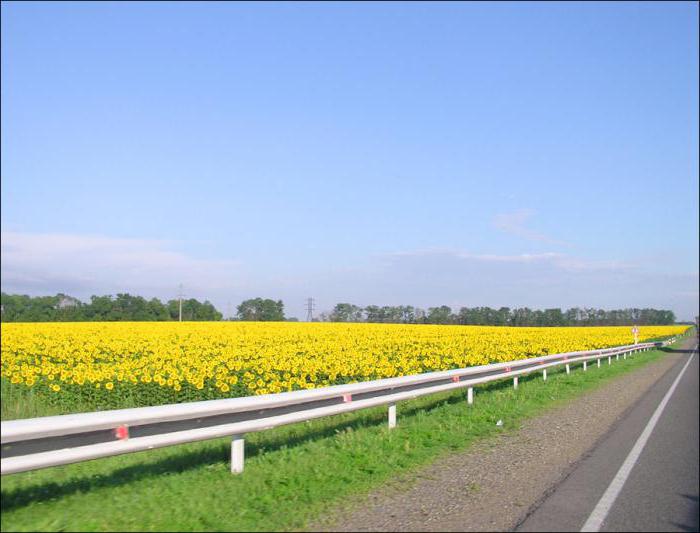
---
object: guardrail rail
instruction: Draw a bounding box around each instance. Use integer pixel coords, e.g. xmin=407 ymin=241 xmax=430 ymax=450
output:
xmin=1 ymin=337 xmax=678 ymax=476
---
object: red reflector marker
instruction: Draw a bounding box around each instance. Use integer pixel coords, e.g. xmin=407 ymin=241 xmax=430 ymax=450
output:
xmin=342 ymin=394 xmax=352 ymax=403
xmin=114 ymin=425 xmax=129 ymax=440
xmin=452 ymin=376 xmax=460 ymax=383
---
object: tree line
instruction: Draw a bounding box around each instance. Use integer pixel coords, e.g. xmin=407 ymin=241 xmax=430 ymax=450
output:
xmin=0 ymin=293 xmax=222 ymax=322
xmin=0 ymin=293 xmax=677 ymax=325
xmin=320 ymin=303 xmax=676 ymax=326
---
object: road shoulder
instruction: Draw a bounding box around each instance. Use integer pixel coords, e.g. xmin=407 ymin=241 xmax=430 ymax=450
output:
xmin=309 ymin=343 xmax=690 ymax=532
xmin=518 ymin=343 xmax=698 ymax=532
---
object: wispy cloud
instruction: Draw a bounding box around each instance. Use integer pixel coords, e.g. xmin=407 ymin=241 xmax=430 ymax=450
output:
xmin=493 ymin=209 xmax=570 ymax=246
xmin=357 ymin=247 xmax=695 ymax=318
xmin=383 ymin=248 xmax=632 ymax=272
xmin=1 ymin=231 xmax=242 ymax=300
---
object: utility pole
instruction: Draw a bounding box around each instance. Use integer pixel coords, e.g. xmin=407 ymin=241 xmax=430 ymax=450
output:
xmin=305 ymin=297 xmax=315 ymax=322
xmin=178 ymin=284 xmax=185 ymax=322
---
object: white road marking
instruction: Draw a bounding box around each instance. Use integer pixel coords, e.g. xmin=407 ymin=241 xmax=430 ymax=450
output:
xmin=581 ymin=344 xmax=698 ymax=532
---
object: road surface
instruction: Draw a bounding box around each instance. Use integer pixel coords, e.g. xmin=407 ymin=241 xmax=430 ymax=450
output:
xmin=314 ymin=337 xmax=699 ymax=532
xmin=517 ymin=342 xmax=698 ymax=532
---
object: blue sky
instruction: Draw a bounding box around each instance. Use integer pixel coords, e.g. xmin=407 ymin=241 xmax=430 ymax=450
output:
xmin=2 ymin=2 xmax=698 ymax=320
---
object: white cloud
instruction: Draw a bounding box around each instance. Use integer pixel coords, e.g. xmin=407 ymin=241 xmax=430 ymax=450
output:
xmin=1 ymin=231 xmax=242 ymax=300
xmin=320 ymin=248 xmax=696 ymax=320
xmin=493 ymin=209 xmax=570 ymax=246
xmin=383 ymin=248 xmax=634 ymax=272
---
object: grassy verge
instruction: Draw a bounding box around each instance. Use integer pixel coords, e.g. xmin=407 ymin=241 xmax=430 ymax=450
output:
xmin=0 ymin=335 xmax=690 ymax=532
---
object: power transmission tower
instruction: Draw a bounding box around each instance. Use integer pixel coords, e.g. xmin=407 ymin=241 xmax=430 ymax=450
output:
xmin=178 ymin=284 xmax=185 ymax=322
xmin=305 ymin=297 xmax=315 ymax=322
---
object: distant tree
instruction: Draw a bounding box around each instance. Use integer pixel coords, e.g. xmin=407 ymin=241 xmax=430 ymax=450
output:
xmin=330 ymin=303 xmax=363 ymax=322
xmin=364 ymin=305 xmax=383 ymax=323
xmin=86 ymin=295 xmax=115 ymax=320
xmin=382 ymin=306 xmax=403 ymax=323
xmin=496 ymin=307 xmax=511 ymax=326
xmin=147 ymin=298 xmax=170 ymax=321
xmin=236 ymin=298 xmax=284 ymax=321
xmin=199 ymin=300 xmax=223 ymax=321
xmin=543 ymin=308 xmax=565 ymax=327
xmin=111 ymin=293 xmax=148 ymax=320
xmin=316 ymin=311 xmax=331 ymax=322
xmin=168 ymin=298 xmax=223 ymax=321
xmin=399 ymin=305 xmax=416 ymax=324
xmin=427 ymin=305 xmax=453 ymax=324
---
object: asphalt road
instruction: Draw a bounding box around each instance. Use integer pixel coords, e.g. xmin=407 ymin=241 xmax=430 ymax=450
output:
xmin=517 ymin=341 xmax=699 ymax=532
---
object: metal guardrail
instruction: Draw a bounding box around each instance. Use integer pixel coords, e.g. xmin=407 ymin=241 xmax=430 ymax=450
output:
xmin=0 ymin=338 xmax=677 ymax=475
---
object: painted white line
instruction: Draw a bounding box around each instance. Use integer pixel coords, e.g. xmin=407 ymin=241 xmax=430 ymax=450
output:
xmin=581 ymin=344 xmax=698 ymax=532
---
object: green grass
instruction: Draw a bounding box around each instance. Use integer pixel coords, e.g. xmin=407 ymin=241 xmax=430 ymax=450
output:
xmin=0 ymin=334 xmax=691 ymax=532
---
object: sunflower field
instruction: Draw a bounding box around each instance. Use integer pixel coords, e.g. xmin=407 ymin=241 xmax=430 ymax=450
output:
xmin=1 ymin=322 xmax=688 ymax=413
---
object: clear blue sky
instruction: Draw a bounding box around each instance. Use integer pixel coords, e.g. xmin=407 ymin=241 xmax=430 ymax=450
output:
xmin=2 ymin=1 xmax=698 ymax=320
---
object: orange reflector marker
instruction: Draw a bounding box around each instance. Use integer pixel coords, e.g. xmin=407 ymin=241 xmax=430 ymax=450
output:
xmin=114 ymin=425 xmax=129 ymax=440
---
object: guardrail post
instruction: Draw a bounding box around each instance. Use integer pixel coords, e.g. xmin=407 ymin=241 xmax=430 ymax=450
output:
xmin=542 ymin=369 xmax=547 ymax=381
xmin=608 ymin=356 xmax=611 ymax=365
xmin=616 ymin=353 xmax=619 ymax=361
xmin=388 ymin=403 xmax=397 ymax=429
xmin=597 ymin=358 xmax=601 ymax=368
xmin=513 ymin=376 xmax=518 ymax=389
xmin=583 ymin=361 xmax=587 ymax=371
xmin=565 ymin=364 xmax=570 ymax=375
xmin=467 ymin=387 xmax=474 ymax=405
xmin=624 ymin=352 xmax=627 ymax=359
xmin=231 ymin=434 xmax=245 ymax=474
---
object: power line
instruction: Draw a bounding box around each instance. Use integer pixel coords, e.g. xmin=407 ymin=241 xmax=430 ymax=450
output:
xmin=305 ymin=297 xmax=315 ymax=322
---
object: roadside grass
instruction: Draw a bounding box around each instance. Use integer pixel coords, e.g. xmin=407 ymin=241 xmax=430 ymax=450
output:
xmin=1 ymin=379 xmax=105 ymax=421
xmin=1 ymin=380 xmax=73 ymax=421
xmin=0 ymin=334 xmax=691 ymax=532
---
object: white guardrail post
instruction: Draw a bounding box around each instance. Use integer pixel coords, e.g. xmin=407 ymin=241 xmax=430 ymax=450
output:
xmin=0 ymin=337 xmax=676 ymax=476
xmin=231 ymin=435 xmax=245 ymax=474
xmin=388 ymin=403 xmax=397 ymax=429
